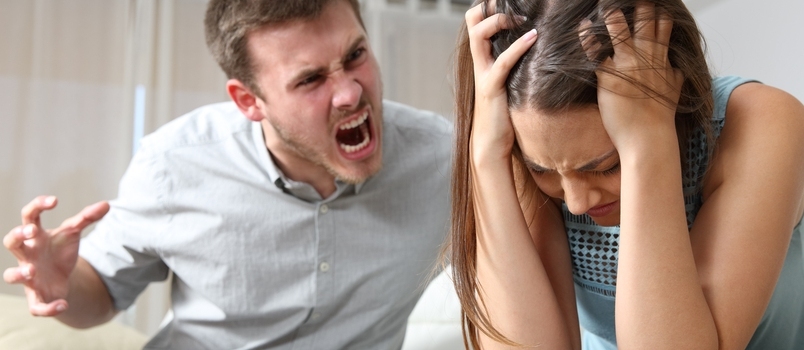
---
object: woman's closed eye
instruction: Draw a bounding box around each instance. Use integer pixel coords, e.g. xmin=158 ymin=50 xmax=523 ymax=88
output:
xmin=595 ymin=162 xmax=620 ymax=176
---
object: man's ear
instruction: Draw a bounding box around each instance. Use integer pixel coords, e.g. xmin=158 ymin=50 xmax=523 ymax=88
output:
xmin=227 ymin=79 xmax=265 ymax=122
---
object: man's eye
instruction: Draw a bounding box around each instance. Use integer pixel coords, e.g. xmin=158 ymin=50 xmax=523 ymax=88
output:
xmin=347 ymin=48 xmax=365 ymax=62
xmin=299 ymin=75 xmax=321 ymax=86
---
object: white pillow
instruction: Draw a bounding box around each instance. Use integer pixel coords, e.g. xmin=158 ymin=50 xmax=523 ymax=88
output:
xmin=402 ymin=266 xmax=464 ymax=350
xmin=0 ymin=293 xmax=147 ymax=350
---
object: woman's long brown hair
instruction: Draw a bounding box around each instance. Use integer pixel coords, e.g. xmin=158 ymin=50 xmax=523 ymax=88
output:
xmin=447 ymin=0 xmax=713 ymax=348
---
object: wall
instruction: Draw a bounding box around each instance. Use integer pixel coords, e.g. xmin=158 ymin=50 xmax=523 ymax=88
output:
xmin=691 ymin=0 xmax=804 ymax=101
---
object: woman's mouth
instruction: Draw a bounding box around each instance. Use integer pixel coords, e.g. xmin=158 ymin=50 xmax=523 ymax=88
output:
xmin=586 ymin=200 xmax=618 ymax=218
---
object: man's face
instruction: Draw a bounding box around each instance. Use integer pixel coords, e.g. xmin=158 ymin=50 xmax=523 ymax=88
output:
xmin=247 ymin=0 xmax=383 ymax=185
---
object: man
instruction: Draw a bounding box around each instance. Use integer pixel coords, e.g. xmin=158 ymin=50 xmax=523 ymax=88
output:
xmin=2 ymin=0 xmax=451 ymax=348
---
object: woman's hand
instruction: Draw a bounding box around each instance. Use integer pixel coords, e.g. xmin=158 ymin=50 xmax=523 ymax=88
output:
xmin=582 ymin=2 xmax=683 ymax=151
xmin=467 ymin=0 xmax=537 ymax=166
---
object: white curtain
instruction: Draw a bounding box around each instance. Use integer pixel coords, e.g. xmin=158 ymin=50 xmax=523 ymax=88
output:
xmin=0 ymin=0 xmax=229 ymax=335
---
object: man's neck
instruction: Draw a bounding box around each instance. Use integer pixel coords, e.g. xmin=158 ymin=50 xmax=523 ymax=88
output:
xmin=261 ymin=121 xmax=337 ymax=199
xmin=270 ymin=153 xmax=337 ymax=199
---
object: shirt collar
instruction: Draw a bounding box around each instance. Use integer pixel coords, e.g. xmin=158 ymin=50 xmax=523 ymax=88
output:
xmin=252 ymin=121 xmax=365 ymax=202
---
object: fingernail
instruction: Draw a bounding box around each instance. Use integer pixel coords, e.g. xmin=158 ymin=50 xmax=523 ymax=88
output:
xmin=56 ymin=304 xmax=66 ymax=312
xmin=24 ymin=225 xmax=34 ymax=239
xmin=523 ymin=29 xmax=538 ymax=40
xmin=20 ymin=266 xmax=31 ymax=279
xmin=45 ymin=196 xmax=56 ymax=206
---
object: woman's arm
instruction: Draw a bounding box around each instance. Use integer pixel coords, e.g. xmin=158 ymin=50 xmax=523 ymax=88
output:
xmin=592 ymin=5 xmax=719 ymax=349
xmin=464 ymin=2 xmax=578 ymax=348
xmin=594 ymin=6 xmax=804 ymax=349
xmin=689 ymin=83 xmax=804 ymax=349
xmin=616 ymin=83 xmax=804 ymax=350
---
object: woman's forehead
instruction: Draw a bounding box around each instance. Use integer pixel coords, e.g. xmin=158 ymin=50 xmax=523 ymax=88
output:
xmin=510 ymin=106 xmax=616 ymax=170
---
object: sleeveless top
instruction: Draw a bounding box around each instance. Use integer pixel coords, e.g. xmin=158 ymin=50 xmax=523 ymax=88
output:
xmin=567 ymin=76 xmax=804 ymax=349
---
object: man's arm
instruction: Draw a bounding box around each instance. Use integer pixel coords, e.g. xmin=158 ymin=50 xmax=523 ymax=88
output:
xmin=56 ymin=257 xmax=118 ymax=328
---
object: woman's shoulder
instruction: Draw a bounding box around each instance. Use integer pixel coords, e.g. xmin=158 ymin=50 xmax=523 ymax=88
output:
xmin=703 ymin=81 xmax=804 ymax=197
xmin=725 ymin=82 xmax=804 ymax=124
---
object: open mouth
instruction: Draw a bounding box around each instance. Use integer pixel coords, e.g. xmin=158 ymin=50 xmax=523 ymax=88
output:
xmin=335 ymin=111 xmax=371 ymax=154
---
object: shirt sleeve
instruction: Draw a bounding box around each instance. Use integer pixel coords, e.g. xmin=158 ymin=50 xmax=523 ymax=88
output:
xmin=79 ymin=140 xmax=172 ymax=311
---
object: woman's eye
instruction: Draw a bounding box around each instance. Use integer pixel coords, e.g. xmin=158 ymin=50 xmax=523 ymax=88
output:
xmin=600 ymin=163 xmax=621 ymax=176
xmin=528 ymin=167 xmax=547 ymax=176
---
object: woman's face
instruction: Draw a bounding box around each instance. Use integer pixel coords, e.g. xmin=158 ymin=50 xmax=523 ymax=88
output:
xmin=510 ymin=105 xmax=622 ymax=226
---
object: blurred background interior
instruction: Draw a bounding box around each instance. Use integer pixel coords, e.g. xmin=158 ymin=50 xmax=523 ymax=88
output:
xmin=0 ymin=0 xmax=801 ymax=348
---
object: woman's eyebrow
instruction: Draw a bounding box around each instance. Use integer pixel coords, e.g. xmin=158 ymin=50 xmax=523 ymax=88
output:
xmin=576 ymin=149 xmax=618 ymax=171
xmin=523 ymin=149 xmax=618 ymax=172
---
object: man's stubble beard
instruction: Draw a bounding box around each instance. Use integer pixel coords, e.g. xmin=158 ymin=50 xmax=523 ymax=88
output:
xmin=270 ymin=103 xmax=383 ymax=185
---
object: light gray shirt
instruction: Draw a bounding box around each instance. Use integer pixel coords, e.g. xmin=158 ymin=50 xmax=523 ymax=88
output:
xmin=79 ymin=100 xmax=452 ymax=349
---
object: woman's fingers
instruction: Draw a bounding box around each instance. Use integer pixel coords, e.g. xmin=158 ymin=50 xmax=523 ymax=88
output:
xmin=466 ymin=0 xmax=498 ymax=27
xmin=488 ymin=29 xmax=538 ymax=88
xmin=633 ymin=1 xmax=656 ymax=40
xmin=655 ymin=10 xmax=673 ymax=62
xmin=578 ymin=19 xmax=601 ymax=61
xmin=603 ymin=8 xmax=631 ymax=52
xmin=21 ymin=196 xmax=57 ymax=227
xmin=468 ymin=13 xmax=514 ymax=73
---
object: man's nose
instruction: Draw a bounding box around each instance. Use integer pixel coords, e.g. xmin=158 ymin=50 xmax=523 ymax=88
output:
xmin=331 ymin=72 xmax=362 ymax=110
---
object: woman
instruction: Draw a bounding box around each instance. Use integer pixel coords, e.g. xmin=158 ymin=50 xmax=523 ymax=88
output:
xmin=449 ymin=0 xmax=804 ymax=348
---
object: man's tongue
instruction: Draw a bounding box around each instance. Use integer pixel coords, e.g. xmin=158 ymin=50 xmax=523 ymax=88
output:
xmin=336 ymin=122 xmax=368 ymax=146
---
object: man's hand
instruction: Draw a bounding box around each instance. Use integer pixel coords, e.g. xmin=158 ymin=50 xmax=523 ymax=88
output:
xmin=3 ymin=196 xmax=109 ymax=316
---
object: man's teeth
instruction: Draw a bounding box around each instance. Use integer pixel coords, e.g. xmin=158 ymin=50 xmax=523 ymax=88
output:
xmin=340 ymin=129 xmax=371 ymax=154
xmin=339 ymin=112 xmax=368 ymax=130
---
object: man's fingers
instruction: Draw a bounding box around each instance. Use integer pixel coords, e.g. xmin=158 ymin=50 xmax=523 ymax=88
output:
xmin=27 ymin=298 xmax=68 ymax=317
xmin=3 ymin=225 xmax=38 ymax=258
xmin=57 ymin=201 xmax=110 ymax=235
xmin=3 ymin=265 xmax=33 ymax=284
xmin=21 ymin=196 xmax=58 ymax=226
xmin=80 ymin=201 xmax=111 ymax=222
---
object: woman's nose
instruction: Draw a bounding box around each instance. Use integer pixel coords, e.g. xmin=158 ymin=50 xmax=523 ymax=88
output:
xmin=562 ymin=177 xmax=601 ymax=216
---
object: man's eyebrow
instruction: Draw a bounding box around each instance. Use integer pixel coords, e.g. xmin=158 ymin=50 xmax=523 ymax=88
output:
xmin=287 ymin=35 xmax=367 ymax=86
xmin=523 ymin=149 xmax=618 ymax=172
xmin=289 ymin=67 xmax=325 ymax=86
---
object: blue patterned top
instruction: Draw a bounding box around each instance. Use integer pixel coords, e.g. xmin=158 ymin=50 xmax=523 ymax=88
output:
xmin=567 ymin=76 xmax=804 ymax=349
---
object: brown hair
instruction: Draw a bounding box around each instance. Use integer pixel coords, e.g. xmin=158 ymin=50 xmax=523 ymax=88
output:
xmin=449 ymin=0 xmax=712 ymax=347
xmin=204 ymin=0 xmax=364 ymax=98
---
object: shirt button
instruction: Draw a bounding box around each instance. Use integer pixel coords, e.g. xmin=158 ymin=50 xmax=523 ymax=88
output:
xmin=319 ymin=262 xmax=330 ymax=272
xmin=319 ymin=204 xmax=329 ymax=214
